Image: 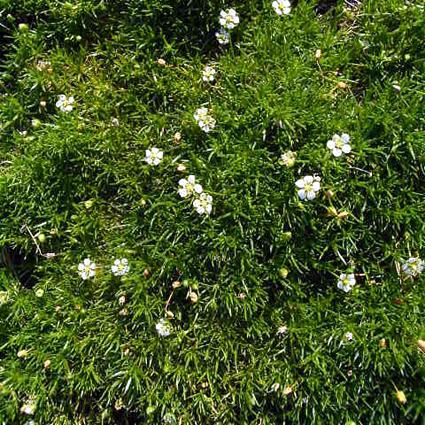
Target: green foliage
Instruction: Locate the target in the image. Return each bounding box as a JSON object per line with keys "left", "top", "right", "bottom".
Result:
{"left": 0, "top": 0, "right": 424, "bottom": 423}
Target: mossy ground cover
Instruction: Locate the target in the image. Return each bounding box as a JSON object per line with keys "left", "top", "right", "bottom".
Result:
{"left": 0, "top": 0, "right": 424, "bottom": 423}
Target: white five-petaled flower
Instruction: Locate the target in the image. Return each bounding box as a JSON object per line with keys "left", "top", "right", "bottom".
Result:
{"left": 78, "top": 258, "right": 96, "bottom": 280}
{"left": 193, "top": 193, "right": 213, "bottom": 215}
{"left": 178, "top": 175, "right": 203, "bottom": 198}
{"left": 194, "top": 107, "right": 216, "bottom": 133}
{"left": 202, "top": 65, "right": 216, "bottom": 82}
{"left": 327, "top": 133, "right": 351, "bottom": 157}
{"left": 295, "top": 175, "right": 321, "bottom": 200}
{"left": 111, "top": 258, "right": 130, "bottom": 276}
{"left": 337, "top": 273, "right": 356, "bottom": 293}
{"left": 56, "top": 95, "right": 74, "bottom": 112}
{"left": 272, "top": 0, "right": 291, "bottom": 15}
{"left": 219, "top": 8, "right": 240, "bottom": 29}
{"left": 145, "top": 147, "right": 164, "bottom": 165}
{"left": 402, "top": 257, "right": 424, "bottom": 277}
{"left": 156, "top": 318, "right": 171, "bottom": 337}
{"left": 215, "top": 29, "right": 231, "bottom": 45}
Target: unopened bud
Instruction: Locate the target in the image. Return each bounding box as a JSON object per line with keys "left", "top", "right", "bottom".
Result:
{"left": 177, "top": 163, "right": 186, "bottom": 172}
{"left": 18, "top": 23, "right": 29, "bottom": 32}
{"left": 392, "top": 84, "right": 401, "bottom": 93}
{"left": 315, "top": 49, "right": 322, "bottom": 60}
{"left": 417, "top": 339, "right": 425, "bottom": 353}
{"left": 40, "top": 100, "right": 47, "bottom": 108}
{"left": 379, "top": 338, "right": 387, "bottom": 349}
{"left": 143, "top": 268, "right": 150, "bottom": 278}
{"left": 336, "top": 81, "right": 348, "bottom": 90}
{"left": 174, "top": 132, "right": 182, "bottom": 143}
{"left": 325, "top": 190, "right": 334, "bottom": 199}
{"left": 279, "top": 268, "right": 289, "bottom": 278}
{"left": 166, "top": 310, "right": 174, "bottom": 319}
{"left": 17, "top": 349, "right": 29, "bottom": 358}
{"left": 172, "top": 280, "right": 182, "bottom": 289}
{"left": 337, "top": 211, "right": 350, "bottom": 219}
{"left": 189, "top": 292, "right": 198, "bottom": 303}
{"left": 157, "top": 58, "right": 166, "bottom": 66}
{"left": 396, "top": 390, "right": 407, "bottom": 404}
{"left": 44, "top": 359, "right": 51, "bottom": 369}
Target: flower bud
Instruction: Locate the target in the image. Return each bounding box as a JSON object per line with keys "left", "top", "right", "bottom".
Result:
{"left": 38, "top": 233, "right": 46, "bottom": 243}
{"left": 325, "top": 190, "right": 334, "bottom": 199}
{"left": 143, "top": 268, "right": 150, "bottom": 278}
{"left": 31, "top": 119, "right": 42, "bottom": 129}
{"left": 189, "top": 292, "right": 198, "bottom": 303}
{"left": 18, "top": 23, "right": 29, "bottom": 32}
{"left": 396, "top": 390, "right": 407, "bottom": 404}
{"left": 39, "top": 100, "right": 47, "bottom": 108}
{"left": 336, "top": 81, "right": 348, "bottom": 90}
{"left": 315, "top": 49, "right": 322, "bottom": 60}
{"left": 279, "top": 268, "right": 289, "bottom": 278}
{"left": 281, "top": 231, "right": 292, "bottom": 241}
{"left": 35, "top": 288, "right": 44, "bottom": 298}
{"left": 172, "top": 280, "right": 182, "bottom": 289}
{"left": 174, "top": 132, "right": 182, "bottom": 143}
{"left": 417, "top": 339, "right": 425, "bottom": 353}
{"left": 17, "top": 349, "right": 29, "bottom": 358}
{"left": 166, "top": 310, "right": 174, "bottom": 319}
{"left": 44, "top": 359, "right": 51, "bottom": 369}
{"left": 379, "top": 338, "right": 387, "bottom": 349}
{"left": 177, "top": 163, "right": 186, "bottom": 172}
{"left": 157, "top": 58, "right": 166, "bottom": 66}
{"left": 84, "top": 199, "right": 94, "bottom": 209}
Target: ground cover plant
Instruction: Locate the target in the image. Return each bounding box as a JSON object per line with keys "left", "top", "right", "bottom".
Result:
{"left": 0, "top": 0, "right": 424, "bottom": 423}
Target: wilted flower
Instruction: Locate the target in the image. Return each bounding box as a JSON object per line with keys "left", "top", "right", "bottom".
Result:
{"left": 401, "top": 257, "right": 424, "bottom": 277}
{"left": 194, "top": 107, "right": 216, "bottom": 132}
{"left": 327, "top": 134, "right": 351, "bottom": 157}
{"left": 35, "top": 288, "right": 44, "bottom": 298}
{"left": 202, "top": 65, "right": 216, "bottom": 82}
{"left": 156, "top": 318, "right": 171, "bottom": 337}
{"left": 295, "top": 175, "right": 321, "bottom": 201}
{"left": 280, "top": 151, "right": 297, "bottom": 167}
{"left": 193, "top": 193, "right": 213, "bottom": 215}
{"left": 0, "top": 291, "right": 9, "bottom": 305}
{"left": 111, "top": 258, "right": 130, "bottom": 276}
{"left": 219, "top": 8, "right": 240, "bottom": 29}
{"left": 162, "top": 413, "right": 177, "bottom": 424}
{"left": 178, "top": 175, "right": 203, "bottom": 198}
{"left": 272, "top": 0, "right": 291, "bottom": 15}
{"left": 337, "top": 273, "right": 356, "bottom": 292}
{"left": 78, "top": 258, "right": 96, "bottom": 280}
{"left": 56, "top": 95, "right": 74, "bottom": 113}
{"left": 345, "top": 332, "right": 354, "bottom": 341}
{"left": 215, "top": 29, "right": 231, "bottom": 45}
{"left": 145, "top": 147, "right": 164, "bottom": 165}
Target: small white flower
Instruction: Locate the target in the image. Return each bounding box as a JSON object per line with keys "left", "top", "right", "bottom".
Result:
{"left": 111, "top": 258, "right": 130, "bottom": 276}
{"left": 56, "top": 95, "right": 74, "bottom": 113}
{"left": 145, "top": 147, "right": 164, "bottom": 165}
{"left": 345, "top": 332, "right": 354, "bottom": 341}
{"left": 295, "top": 175, "right": 321, "bottom": 201}
{"left": 178, "top": 175, "right": 203, "bottom": 198}
{"left": 402, "top": 257, "right": 424, "bottom": 277}
{"left": 326, "top": 133, "right": 351, "bottom": 157}
{"left": 215, "top": 29, "right": 231, "bottom": 45}
{"left": 78, "top": 258, "right": 96, "bottom": 280}
{"left": 194, "top": 107, "right": 216, "bottom": 132}
{"left": 277, "top": 325, "right": 288, "bottom": 336}
{"left": 20, "top": 398, "right": 36, "bottom": 415}
{"left": 156, "top": 318, "right": 171, "bottom": 337}
{"left": 193, "top": 193, "right": 213, "bottom": 215}
{"left": 202, "top": 65, "right": 216, "bottom": 82}
{"left": 337, "top": 273, "right": 356, "bottom": 293}
{"left": 272, "top": 0, "right": 291, "bottom": 15}
{"left": 280, "top": 151, "right": 297, "bottom": 167}
{"left": 219, "top": 8, "right": 240, "bottom": 29}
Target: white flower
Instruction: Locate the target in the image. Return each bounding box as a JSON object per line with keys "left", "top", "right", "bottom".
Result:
{"left": 156, "top": 318, "right": 171, "bottom": 337}
{"left": 111, "top": 258, "right": 130, "bottom": 276}
{"left": 145, "top": 147, "right": 164, "bottom": 165}
{"left": 219, "top": 8, "right": 240, "bottom": 29}
{"left": 345, "top": 332, "right": 354, "bottom": 341}
{"left": 215, "top": 29, "right": 231, "bottom": 45}
{"left": 202, "top": 65, "right": 216, "bottom": 82}
{"left": 277, "top": 325, "right": 288, "bottom": 336}
{"left": 20, "top": 398, "right": 36, "bottom": 415}
{"left": 194, "top": 107, "right": 216, "bottom": 133}
{"left": 280, "top": 151, "right": 297, "bottom": 167}
{"left": 178, "top": 175, "right": 203, "bottom": 198}
{"left": 402, "top": 257, "right": 424, "bottom": 277}
{"left": 295, "top": 175, "right": 321, "bottom": 200}
{"left": 326, "top": 133, "right": 351, "bottom": 157}
{"left": 337, "top": 273, "right": 356, "bottom": 292}
{"left": 78, "top": 258, "right": 96, "bottom": 280}
{"left": 56, "top": 95, "right": 74, "bottom": 112}
{"left": 193, "top": 193, "right": 213, "bottom": 215}
{"left": 272, "top": 0, "right": 291, "bottom": 15}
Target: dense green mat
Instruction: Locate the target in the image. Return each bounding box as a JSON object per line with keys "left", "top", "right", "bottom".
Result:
{"left": 0, "top": 0, "right": 424, "bottom": 423}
